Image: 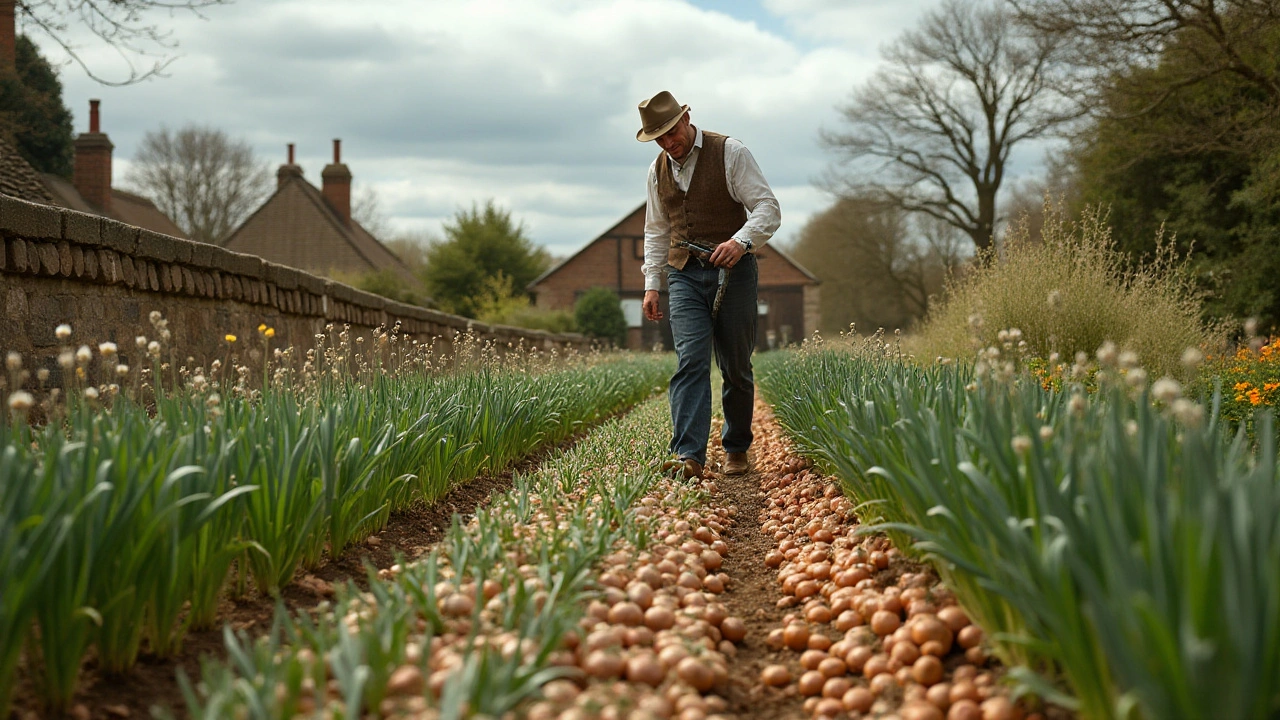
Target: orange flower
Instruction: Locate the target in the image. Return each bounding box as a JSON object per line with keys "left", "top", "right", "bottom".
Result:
{"left": 1265, "top": 382, "right": 1280, "bottom": 392}
{"left": 1235, "top": 381, "right": 1252, "bottom": 392}
{"left": 1248, "top": 389, "right": 1263, "bottom": 406}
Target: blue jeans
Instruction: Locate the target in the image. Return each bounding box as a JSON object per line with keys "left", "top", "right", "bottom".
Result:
{"left": 666, "top": 253, "right": 757, "bottom": 465}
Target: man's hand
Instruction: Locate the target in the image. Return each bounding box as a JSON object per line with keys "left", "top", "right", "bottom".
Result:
{"left": 643, "top": 290, "right": 663, "bottom": 321}
{"left": 710, "top": 239, "right": 746, "bottom": 268}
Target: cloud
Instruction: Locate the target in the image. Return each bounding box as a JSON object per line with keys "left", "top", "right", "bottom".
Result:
{"left": 29, "top": 0, "right": 949, "bottom": 253}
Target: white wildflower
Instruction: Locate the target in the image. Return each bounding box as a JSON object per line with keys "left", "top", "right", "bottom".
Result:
{"left": 1011, "top": 435, "right": 1032, "bottom": 454}
{"left": 147, "top": 341, "right": 161, "bottom": 358}
{"left": 1039, "top": 425, "right": 1054, "bottom": 441}
{"left": 84, "top": 387, "right": 99, "bottom": 400}
{"left": 7, "top": 391, "right": 34, "bottom": 412}
{"left": 98, "top": 342, "right": 118, "bottom": 357}
{"left": 58, "top": 351, "right": 75, "bottom": 369}
{"left": 1181, "top": 347, "right": 1204, "bottom": 369}
{"left": 5, "top": 352, "right": 20, "bottom": 371}
{"left": 55, "top": 324, "right": 71, "bottom": 340}
{"left": 1152, "top": 377, "right": 1182, "bottom": 404}
{"left": 1096, "top": 341, "right": 1118, "bottom": 367}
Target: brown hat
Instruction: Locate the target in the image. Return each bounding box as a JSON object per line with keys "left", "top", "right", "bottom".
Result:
{"left": 636, "top": 91, "right": 689, "bottom": 142}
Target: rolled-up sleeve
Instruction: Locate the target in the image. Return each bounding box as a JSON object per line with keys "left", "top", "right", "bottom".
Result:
{"left": 724, "top": 138, "right": 780, "bottom": 249}
{"left": 641, "top": 160, "right": 670, "bottom": 292}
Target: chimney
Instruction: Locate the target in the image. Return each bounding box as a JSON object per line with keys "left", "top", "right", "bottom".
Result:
{"left": 0, "top": 0, "right": 15, "bottom": 71}
{"left": 73, "top": 99, "right": 114, "bottom": 212}
{"left": 321, "top": 138, "right": 352, "bottom": 226}
{"left": 276, "top": 142, "right": 303, "bottom": 188}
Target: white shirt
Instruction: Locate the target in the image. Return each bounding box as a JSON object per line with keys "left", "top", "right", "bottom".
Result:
{"left": 642, "top": 127, "right": 781, "bottom": 292}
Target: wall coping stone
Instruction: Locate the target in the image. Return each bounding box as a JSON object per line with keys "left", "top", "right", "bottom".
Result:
{"left": 0, "top": 194, "right": 592, "bottom": 349}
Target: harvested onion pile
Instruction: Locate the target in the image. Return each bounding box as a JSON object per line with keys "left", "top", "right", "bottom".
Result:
{"left": 523, "top": 476, "right": 746, "bottom": 720}
{"left": 751, "top": 413, "right": 1044, "bottom": 720}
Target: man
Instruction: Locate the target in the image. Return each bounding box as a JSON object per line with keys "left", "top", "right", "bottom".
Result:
{"left": 636, "top": 90, "right": 780, "bottom": 479}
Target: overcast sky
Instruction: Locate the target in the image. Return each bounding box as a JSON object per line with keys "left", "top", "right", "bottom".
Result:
{"left": 28, "top": 0, "right": 958, "bottom": 258}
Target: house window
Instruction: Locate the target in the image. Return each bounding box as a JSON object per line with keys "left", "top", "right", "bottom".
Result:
{"left": 621, "top": 298, "right": 644, "bottom": 328}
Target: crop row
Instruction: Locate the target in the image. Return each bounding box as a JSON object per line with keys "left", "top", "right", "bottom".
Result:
{"left": 171, "top": 395, "right": 744, "bottom": 720}
{"left": 758, "top": 346, "right": 1280, "bottom": 720}
{"left": 0, "top": 353, "right": 670, "bottom": 716}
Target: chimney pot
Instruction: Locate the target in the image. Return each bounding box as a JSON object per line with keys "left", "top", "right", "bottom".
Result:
{"left": 321, "top": 139, "right": 352, "bottom": 227}
{"left": 287, "top": 142, "right": 295, "bottom": 165}
{"left": 0, "top": 0, "right": 15, "bottom": 71}
{"left": 74, "top": 99, "right": 114, "bottom": 212}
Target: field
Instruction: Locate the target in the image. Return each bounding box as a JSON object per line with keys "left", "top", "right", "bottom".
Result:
{"left": 3, "top": 318, "right": 1279, "bottom": 720}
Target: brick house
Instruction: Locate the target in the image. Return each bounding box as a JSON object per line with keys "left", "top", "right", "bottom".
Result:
{"left": 36, "top": 100, "right": 189, "bottom": 239}
{"left": 528, "top": 204, "right": 820, "bottom": 350}
{"left": 222, "top": 140, "right": 416, "bottom": 286}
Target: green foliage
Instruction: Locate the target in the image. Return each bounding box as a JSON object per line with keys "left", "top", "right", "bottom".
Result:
{"left": 421, "top": 201, "right": 551, "bottom": 318}
{"left": 760, "top": 346, "right": 1280, "bottom": 720}
{"left": 0, "top": 36, "right": 73, "bottom": 176}
{"left": 912, "top": 201, "right": 1219, "bottom": 380}
{"left": 333, "top": 268, "right": 429, "bottom": 308}
{"left": 573, "top": 287, "right": 626, "bottom": 346}
{"left": 1069, "top": 19, "right": 1280, "bottom": 331}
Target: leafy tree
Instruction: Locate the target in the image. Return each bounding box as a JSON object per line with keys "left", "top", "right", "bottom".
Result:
{"left": 1067, "top": 14, "right": 1280, "bottom": 330}
{"left": 823, "top": 0, "right": 1081, "bottom": 252}
{"left": 574, "top": 287, "right": 626, "bottom": 346}
{"left": 1012, "top": 0, "right": 1280, "bottom": 144}
{"left": 0, "top": 35, "right": 73, "bottom": 175}
{"left": 17, "top": 0, "right": 232, "bottom": 85}
{"left": 421, "top": 201, "right": 550, "bottom": 318}
{"left": 124, "top": 124, "right": 271, "bottom": 245}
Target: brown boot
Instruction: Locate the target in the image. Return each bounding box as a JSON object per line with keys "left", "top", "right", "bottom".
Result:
{"left": 681, "top": 458, "right": 704, "bottom": 480}
{"left": 724, "top": 452, "right": 750, "bottom": 475}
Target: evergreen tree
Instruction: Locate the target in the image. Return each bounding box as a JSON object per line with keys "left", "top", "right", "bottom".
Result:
{"left": 421, "top": 201, "right": 550, "bottom": 318}
{"left": 0, "top": 36, "right": 74, "bottom": 177}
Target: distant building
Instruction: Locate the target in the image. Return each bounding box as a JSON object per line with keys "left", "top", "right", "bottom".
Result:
{"left": 39, "top": 100, "right": 189, "bottom": 238}
{"left": 223, "top": 141, "right": 416, "bottom": 286}
{"left": 528, "top": 204, "right": 820, "bottom": 350}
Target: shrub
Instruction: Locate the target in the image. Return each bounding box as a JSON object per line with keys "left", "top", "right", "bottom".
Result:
{"left": 574, "top": 287, "right": 627, "bottom": 347}
{"left": 911, "top": 201, "right": 1222, "bottom": 379}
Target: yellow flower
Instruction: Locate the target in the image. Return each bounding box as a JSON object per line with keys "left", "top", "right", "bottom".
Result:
{"left": 258, "top": 323, "right": 267, "bottom": 333}
{"left": 265, "top": 327, "right": 276, "bottom": 338}
{"left": 225, "top": 334, "right": 237, "bottom": 343}
{"left": 1235, "top": 381, "right": 1251, "bottom": 392}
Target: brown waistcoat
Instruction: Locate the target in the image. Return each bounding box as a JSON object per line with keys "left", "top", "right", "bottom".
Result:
{"left": 656, "top": 131, "right": 748, "bottom": 270}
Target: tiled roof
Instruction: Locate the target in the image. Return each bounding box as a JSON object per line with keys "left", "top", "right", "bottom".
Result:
{"left": 222, "top": 172, "right": 416, "bottom": 285}
{"left": 39, "top": 173, "right": 188, "bottom": 238}
{"left": 0, "top": 137, "right": 56, "bottom": 204}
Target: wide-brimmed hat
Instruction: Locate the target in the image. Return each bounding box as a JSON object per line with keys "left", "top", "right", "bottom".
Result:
{"left": 636, "top": 91, "right": 689, "bottom": 142}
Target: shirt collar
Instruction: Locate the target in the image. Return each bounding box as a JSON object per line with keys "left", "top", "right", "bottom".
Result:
{"left": 670, "top": 126, "right": 704, "bottom": 170}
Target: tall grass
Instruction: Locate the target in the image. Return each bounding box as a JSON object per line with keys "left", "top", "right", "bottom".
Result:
{"left": 759, "top": 345, "right": 1280, "bottom": 720}
{"left": 912, "top": 202, "right": 1220, "bottom": 379}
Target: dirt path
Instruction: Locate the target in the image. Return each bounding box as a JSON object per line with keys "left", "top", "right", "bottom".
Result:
{"left": 708, "top": 411, "right": 809, "bottom": 719}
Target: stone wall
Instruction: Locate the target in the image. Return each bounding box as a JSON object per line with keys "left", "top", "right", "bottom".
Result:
{"left": 0, "top": 194, "right": 593, "bottom": 373}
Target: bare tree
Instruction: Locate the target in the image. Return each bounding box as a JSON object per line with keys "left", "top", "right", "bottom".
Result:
{"left": 125, "top": 124, "right": 270, "bottom": 245}
{"left": 823, "top": 0, "right": 1082, "bottom": 252}
{"left": 14, "top": 0, "right": 231, "bottom": 86}
{"left": 1011, "top": 0, "right": 1280, "bottom": 103}
{"left": 1010, "top": 0, "right": 1280, "bottom": 154}
{"left": 789, "top": 195, "right": 959, "bottom": 334}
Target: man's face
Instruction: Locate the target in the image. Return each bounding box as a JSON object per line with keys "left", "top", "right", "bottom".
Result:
{"left": 655, "top": 115, "right": 694, "bottom": 162}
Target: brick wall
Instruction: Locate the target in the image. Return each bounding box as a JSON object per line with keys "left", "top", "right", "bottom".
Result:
{"left": 0, "top": 195, "right": 592, "bottom": 374}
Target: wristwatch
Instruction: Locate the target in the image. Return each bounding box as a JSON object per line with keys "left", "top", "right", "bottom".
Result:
{"left": 735, "top": 238, "right": 753, "bottom": 252}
